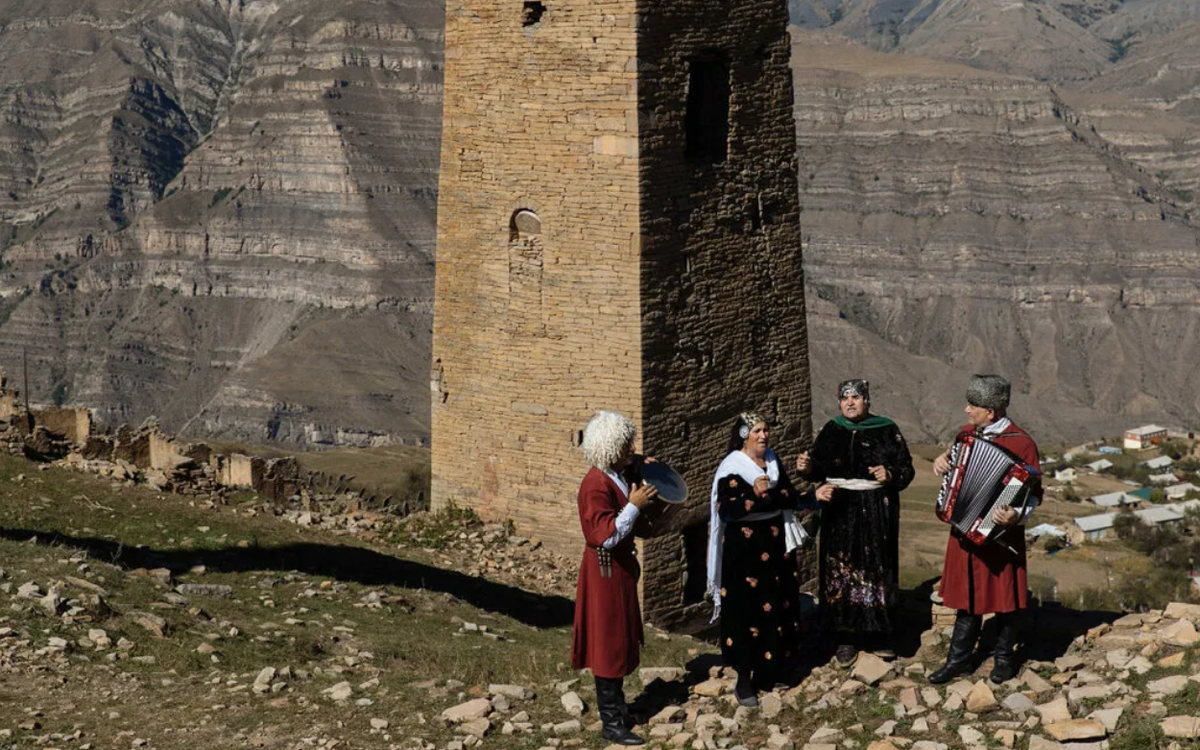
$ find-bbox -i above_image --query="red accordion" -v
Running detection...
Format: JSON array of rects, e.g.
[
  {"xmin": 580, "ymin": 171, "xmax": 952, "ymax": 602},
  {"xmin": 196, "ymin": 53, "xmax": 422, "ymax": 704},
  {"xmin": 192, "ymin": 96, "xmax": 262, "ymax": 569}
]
[{"xmin": 936, "ymin": 431, "xmax": 1041, "ymax": 546}]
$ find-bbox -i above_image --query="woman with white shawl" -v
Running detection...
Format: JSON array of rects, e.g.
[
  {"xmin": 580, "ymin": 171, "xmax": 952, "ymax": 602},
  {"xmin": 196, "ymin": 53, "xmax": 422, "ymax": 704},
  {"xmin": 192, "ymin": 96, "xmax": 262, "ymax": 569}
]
[{"xmin": 707, "ymin": 412, "xmax": 817, "ymax": 707}]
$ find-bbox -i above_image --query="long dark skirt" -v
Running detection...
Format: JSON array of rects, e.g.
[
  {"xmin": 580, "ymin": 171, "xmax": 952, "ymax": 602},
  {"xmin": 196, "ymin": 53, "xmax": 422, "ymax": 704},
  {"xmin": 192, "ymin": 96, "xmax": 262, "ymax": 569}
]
[
  {"xmin": 719, "ymin": 515, "xmax": 801, "ymax": 675},
  {"xmin": 818, "ymin": 487, "xmax": 899, "ymax": 634}
]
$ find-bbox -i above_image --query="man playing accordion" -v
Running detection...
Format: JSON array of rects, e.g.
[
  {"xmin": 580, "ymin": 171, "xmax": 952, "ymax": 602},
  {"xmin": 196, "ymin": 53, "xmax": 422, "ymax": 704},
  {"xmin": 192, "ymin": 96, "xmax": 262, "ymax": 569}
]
[{"xmin": 929, "ymin": 375, "xmax": 1041, "ymax": 685}]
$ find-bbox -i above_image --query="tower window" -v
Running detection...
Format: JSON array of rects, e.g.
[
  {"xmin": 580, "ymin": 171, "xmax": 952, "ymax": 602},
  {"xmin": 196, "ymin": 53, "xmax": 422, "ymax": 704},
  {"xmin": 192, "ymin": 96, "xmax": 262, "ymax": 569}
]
[
  {"xmin": 522, "ymin": 1, "xmax": 545, "ymax": 26},
  {"xmin": 685, "ymin": 56, "xmax": 730, "ymax": 164}
]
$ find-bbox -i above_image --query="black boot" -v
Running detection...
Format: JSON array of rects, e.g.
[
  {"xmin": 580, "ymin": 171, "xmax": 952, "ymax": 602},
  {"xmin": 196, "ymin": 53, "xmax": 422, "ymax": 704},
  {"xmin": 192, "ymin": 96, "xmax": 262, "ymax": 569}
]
[
  {"xmin": 990, "ymin": 613, "xmax": 1020, "ymax": 684},
  {"xmin": 734, "ymin": 672, "xmax": 759, "ymax": 707},
  {"xmin": 596, "ymin": 677, "xmax": 644, "ymax": 745},
  {"xmin": 928, "ymin": 613, "xmax": 981, "ymax": 685}
]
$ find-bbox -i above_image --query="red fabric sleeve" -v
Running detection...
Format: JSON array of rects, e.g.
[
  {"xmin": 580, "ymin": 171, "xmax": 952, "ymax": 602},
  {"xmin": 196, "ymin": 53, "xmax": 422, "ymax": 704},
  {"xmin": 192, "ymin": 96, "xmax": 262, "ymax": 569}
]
[{"xmin": 577, "ymin": 471, "xmax": 621, "ymax": 547}]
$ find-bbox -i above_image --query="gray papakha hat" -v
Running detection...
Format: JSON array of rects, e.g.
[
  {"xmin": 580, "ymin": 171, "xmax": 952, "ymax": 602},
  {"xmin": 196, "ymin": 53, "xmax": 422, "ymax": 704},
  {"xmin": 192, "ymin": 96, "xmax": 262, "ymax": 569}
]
[{"xmin": 966, "ymin": 374, "xmax": 1011, "ymax": 411}]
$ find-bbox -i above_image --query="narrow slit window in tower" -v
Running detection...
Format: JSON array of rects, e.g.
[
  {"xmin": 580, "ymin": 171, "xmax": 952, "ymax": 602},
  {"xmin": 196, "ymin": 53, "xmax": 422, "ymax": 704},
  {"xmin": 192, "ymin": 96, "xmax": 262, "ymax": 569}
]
[{"xmin": 685, "ymin": 56, "xmax": 730, "ymax": 164}]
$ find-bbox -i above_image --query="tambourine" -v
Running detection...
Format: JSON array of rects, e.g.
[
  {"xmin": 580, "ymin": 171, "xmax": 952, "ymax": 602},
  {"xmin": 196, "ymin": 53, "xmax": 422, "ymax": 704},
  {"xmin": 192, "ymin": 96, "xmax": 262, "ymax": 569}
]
[{"xmin": 641, "ymin": 462, "xmax": 688, "ymax": 504}]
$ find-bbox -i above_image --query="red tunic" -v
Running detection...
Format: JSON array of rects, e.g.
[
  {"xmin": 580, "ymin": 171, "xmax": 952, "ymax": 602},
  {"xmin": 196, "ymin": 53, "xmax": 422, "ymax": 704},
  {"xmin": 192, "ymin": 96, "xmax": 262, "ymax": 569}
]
[
  {"xmin": 570, "ymin": 467, "xmax": 643, "ymax": 679},
  {"xmin": 940, "ymin": 421, "xmax": 1041, "ymax": 615}
]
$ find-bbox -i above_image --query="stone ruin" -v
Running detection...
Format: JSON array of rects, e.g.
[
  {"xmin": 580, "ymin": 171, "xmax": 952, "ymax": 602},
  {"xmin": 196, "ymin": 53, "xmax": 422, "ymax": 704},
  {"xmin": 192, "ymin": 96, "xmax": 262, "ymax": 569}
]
[{"xmin": 0, "ymin": 375, "xmax": 419, "ymax": 523}]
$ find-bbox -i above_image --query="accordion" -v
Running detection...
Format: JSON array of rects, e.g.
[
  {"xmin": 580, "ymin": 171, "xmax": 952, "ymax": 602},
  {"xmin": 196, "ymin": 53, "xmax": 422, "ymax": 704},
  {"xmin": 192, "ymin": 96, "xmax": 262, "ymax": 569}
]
[{"xmin": 936, "ymin": 431, "xmax": 1041, "ymax": 546}]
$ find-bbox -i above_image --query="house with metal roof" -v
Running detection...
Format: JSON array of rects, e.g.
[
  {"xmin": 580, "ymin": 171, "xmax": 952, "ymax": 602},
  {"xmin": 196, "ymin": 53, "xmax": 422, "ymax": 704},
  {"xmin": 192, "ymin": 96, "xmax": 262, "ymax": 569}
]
[
  {"xmin": 1090, "ymin": 491, "xmax": 1139, "ymax": 509},
  {"xmin": 1074, "ymin": 513, "xmax": 1118, "ymax": 541},
  {"xmin": 1085, "ymin": 459, "xmax": 1114, "ymax": 472},
  {"xmin": 1142, "ymin": 455, "xmax": 1175, "ymax": 471},
  {"xmin": 1165, "ymin": 483, "xmax": 1199, "ymax": 500},
  {"xmin": 1149, "ymin": 472, "xmax": 1180, "ymax": 485}
]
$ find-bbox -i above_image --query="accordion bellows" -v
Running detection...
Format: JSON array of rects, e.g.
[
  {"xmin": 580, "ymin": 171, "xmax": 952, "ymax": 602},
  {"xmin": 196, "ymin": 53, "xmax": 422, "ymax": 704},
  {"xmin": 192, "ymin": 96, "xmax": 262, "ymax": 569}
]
[{"xmin": 936, "ymin": 431, "xmax": 1042, "ymax": 546}]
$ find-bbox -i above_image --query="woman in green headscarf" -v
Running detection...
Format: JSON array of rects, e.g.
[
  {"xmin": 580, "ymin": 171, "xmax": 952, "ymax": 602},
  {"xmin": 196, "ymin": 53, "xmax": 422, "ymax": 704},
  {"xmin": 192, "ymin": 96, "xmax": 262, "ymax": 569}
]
[{"xmin": 795, "ymin": 379, "xmax": 914, "ymax": 665}]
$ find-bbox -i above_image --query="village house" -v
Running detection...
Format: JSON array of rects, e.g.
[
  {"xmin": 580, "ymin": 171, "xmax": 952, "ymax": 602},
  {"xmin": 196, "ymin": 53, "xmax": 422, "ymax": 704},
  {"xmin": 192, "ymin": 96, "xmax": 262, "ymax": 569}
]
[
  {"xmin": 1150, "ymin": 472, "xmax": 1180, "ymax": 486},
  {"xmin": 1054, "ymin": 467, "xmax": 1077, "ymax": 484},
  {"xmin": 1085, "ymin": 458, "xmax": 1113, "ymax": 473},
  {"xmin": 1089, "ymin": 491, "xmax": 1140, "ymax": 509},
  {"xmin": 1072, "ymin": 500, "xmax": 1198, "ymax": 542},
  {"xmin": 1074, "ymin": 513, "xmax": 1117, "ymax": 541},
  {"xmin": 1166, "ymin": 482, "xmax": 1200, "ymax": 500},
  {"xmin": 1124, "ymin": 425, "xmax": 1168, "ymax": 450},
  {"xmin": 1143, "ymin": 455, "xmax": 1175, "ymax": 471}
]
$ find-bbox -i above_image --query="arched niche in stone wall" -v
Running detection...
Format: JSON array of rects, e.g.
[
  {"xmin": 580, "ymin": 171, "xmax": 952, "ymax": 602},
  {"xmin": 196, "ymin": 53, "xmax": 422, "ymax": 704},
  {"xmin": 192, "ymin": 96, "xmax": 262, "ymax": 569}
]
[
  {"xmin": 510, "ymin": 209, "xmax": 542, "ymax": 242},
  {"xmin": 507, "ymin": 209, "xmax": 546, "ymax": 336}
]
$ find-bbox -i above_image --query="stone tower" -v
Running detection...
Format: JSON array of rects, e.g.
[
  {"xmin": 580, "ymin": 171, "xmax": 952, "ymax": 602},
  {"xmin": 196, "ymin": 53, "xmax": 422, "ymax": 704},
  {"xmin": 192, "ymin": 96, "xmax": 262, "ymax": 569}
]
[{"xmin": 432, "ymin": 0, "xmax": 810, "ymax": 626}]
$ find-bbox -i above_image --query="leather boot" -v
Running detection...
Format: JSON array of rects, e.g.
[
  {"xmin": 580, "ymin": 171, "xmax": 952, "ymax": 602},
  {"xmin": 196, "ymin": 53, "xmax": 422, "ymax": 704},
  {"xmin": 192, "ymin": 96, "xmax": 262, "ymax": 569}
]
[
  {"xmin": 928, "ymin": 613, "xmax": 981, "ymax": 685},
  {"xmin": 990, "ymin": 613, "xmax": 1020, "ymax": 684},
  {"xmin": 734, "ymin": 672, "xmax": 759, "ymax": 707},
  {"xmin": 596, "ymin": 677, "xmax": 644, "ymax": 745}
]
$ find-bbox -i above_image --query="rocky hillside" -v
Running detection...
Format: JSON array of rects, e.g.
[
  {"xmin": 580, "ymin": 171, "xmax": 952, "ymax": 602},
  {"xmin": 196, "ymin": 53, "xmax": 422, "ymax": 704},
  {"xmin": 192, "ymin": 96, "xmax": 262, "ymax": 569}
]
[
  {"xmin": 0, "ymin": 0, "xmax": 442, "ymax": 446},
  {"xmin": 789, "ymin": 7, "xmax": 1200, "ymax": 441}
]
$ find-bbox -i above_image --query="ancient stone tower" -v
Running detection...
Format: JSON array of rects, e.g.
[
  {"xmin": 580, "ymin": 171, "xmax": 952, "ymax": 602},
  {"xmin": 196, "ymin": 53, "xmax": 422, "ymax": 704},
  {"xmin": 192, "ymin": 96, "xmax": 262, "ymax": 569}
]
[{"xmin": 432, "ymin": 0, "xmax": 810, "ymax": 627}]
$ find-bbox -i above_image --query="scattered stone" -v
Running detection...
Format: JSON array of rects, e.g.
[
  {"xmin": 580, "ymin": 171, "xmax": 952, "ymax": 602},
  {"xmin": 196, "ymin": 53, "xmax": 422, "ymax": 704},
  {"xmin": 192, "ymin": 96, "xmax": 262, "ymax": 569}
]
[
  {"xmin": 1162, "ymin": 716, "xmax": 1200, "ymax": 739},
  {"xmin": 1002, "ymin": 693, "xmax": 1035, "ymax": 713},
  {"xmin": 552, "ymin": 720, "xmax": 582, "ymax": 736},
  {"xmin": 131, "ymin": 612, "xmax": 168, "ymax": 638},
  {"xmin": 1035, "ymin": 698, "xmax": 1072, "ymax": 724},
  {"xmin": 461, "ymin": 718, "xmax": 491, "ymax": 738},
  {"xmin": 1159, "ymin": 619, "xmax": 1200, "ymax": 647},
  {"xmin": 965, "ymin": 681, "xmax": 998, "ymax": 712},
  {"xmin": 1147, "ymin": 675, "xmax": 1189, "ymax": 696},
  {"xmin": 650, "ymin": 707, "xmax": 684, "ymax": 725},
  {"xmin": 1157, "ymin": 652, "xmax": 1185, "ymax": 668},
  {"xmin": 1021, "ymin": 671, "xmax": 1053, "ymax": 694},
  {"xmin": 873, "ymin": 720, "xmax": 896, "ymax": 737},
  {"xmin": 852, "ymin": 653, "xmax": 892, "ymax": 686},
  {"xmin": 761, "ymin": 692, "xmax": 783, "ymax": 718},
  {"xmin": 640, "ymin": 667, "xmax": 684, "ymax": 683},
  {"xmin": 324, "ymin": 682, "xmax": 353, "ymax": 702},
  {"xmin": 442, "ymin": 698, "xmax": 492, "ymax": 724},
  {"xmin": 370, "ymin": 718, "xmax": 389, "ymax": 730},
  {"xmin": 560, "ymin": 691, "xmax": 585, "ymax": 717},
  {"xmin": 1043, "ymin": 719, "xmax": 1106, "ymax": 741},
  {"xmin": 957, "ymin": 725, "xmax": 984, "ymax": 745},
  {"xmin": 692, "ymin": 678, "xmax": 728, "ymax": 697},
  {"xmin": 1087, "ymin": 708, "xmax": 1123, "ymax": 733},
  {"xmin": 175, "ymin": 584, "xmax": 233, "ymax": 598},
  {"xmin": 489, "ymin": 684, "xmax": 535, "ymax": 700}
]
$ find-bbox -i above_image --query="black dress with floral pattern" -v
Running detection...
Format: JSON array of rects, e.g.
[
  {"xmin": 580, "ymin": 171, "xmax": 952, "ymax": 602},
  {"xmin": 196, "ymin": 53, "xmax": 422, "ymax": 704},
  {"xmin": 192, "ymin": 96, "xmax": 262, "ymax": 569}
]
[
  {"xmin": 807, "ymin": 418, "xmax": 914, "ymax": 635},
  {"xmin": 716, "ymin": 465, "xmax": 806, "ymax": 676}
]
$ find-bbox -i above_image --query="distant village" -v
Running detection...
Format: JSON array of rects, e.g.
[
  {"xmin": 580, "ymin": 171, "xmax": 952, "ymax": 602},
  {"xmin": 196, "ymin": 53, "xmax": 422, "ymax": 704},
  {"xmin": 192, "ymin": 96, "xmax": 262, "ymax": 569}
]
[{"xmin": 1030, "ymin": 424, "xmax": 1200, "ymax": 588}]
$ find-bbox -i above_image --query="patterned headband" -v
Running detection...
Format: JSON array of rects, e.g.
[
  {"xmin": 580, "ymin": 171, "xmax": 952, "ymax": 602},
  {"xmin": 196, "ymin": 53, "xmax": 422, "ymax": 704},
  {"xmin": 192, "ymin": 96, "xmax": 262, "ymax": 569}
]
[
  {"xmin": 838, "ymin": 379, "xmax": 870, "ymax": 401},
  {"xmin": 737, "ymin": 412, "xmax": 767, "ymax": 440}
]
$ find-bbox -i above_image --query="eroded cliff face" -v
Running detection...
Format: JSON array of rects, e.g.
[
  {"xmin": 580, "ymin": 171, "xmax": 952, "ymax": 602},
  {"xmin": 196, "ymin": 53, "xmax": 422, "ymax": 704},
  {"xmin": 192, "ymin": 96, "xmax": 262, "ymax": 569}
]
[
  {"xmin": 792, "ymin": 33, "xmax": 1200, "ymax": 441},
  {"xmin": 0, "ymin": 0, "xmax": 441, "ymax": 445}
]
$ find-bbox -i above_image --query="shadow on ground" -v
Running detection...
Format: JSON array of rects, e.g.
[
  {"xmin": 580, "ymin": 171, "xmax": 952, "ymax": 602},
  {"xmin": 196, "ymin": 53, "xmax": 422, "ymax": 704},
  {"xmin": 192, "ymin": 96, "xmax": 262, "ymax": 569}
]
[{"xmin": 0, "ymin": 528, "xmax": 575, "ymax": 629}]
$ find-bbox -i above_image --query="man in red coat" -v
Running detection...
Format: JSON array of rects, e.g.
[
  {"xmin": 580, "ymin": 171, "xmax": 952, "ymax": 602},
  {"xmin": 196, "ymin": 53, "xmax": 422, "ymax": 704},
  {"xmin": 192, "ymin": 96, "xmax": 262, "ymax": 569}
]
[
  {"xmin": 570, "ymin": 410, "xmax": 659, "ymax": 745},
  {"xmin": 929, "ymin": 375, "xmax": 1041, "ymax": 685}
]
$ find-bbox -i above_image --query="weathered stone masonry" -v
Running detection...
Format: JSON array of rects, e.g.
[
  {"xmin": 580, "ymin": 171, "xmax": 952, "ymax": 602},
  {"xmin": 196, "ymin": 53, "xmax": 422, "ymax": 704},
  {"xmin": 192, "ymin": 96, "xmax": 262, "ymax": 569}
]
[{"xmin": 432, "ymin": 0, "xmax": 810, "ymax": 627}]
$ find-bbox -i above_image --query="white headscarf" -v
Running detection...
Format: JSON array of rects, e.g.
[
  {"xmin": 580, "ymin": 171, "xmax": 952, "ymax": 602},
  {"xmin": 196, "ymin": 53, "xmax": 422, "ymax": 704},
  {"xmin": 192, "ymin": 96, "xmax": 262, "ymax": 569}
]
[{"xmin": 705, "ymin": 448, "xmax": 807, "ymax": 622}]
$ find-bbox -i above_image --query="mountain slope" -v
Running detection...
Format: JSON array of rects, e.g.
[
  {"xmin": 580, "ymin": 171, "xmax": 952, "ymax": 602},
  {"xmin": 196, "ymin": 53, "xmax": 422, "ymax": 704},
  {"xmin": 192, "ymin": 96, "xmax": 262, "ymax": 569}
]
[{"xmin": 0, "ymin": 0, "xmax": 442, "ymax": 445}]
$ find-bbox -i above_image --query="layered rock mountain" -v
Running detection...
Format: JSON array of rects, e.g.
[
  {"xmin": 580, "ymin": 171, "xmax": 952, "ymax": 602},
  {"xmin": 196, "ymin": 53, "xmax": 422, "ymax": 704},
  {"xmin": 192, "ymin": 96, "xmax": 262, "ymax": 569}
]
[
  {"xmin": 3, "ymin": 0, "xmax": 1199, "ymax": 447},
  {"xmin": 0, "ymin": 0, "xmax": 442, "ymax": 445},
  {"xmin": 792, "ymin": 30, "xmax": 1200, "ymax": 440}
]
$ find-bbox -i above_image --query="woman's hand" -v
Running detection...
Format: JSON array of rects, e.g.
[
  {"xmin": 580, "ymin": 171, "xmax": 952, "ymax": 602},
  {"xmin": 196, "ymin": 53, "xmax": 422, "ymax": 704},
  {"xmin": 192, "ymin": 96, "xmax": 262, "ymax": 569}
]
[
  {"xmin": 991, "ymin": 506, "xmax": 1019, "ymax": 526},
  {"xmin": 868, "ymin": 465, "xmax": 891, "ymax": 484},
  {"xmin": 815, "ymin": 484, "xmax": 834, "ymax": 503},
  {"xmin": 933, "ymin": 451, "xmax": 952, "ymax": 477},
  {"xmin": 753, "ymin": 476, "xmax": 771, "ymax": 499},
  {"xmin": 629, "ymin": 483, "xmax": 659, "ymax": 510},
  {"xmin": 795, "ymin": 451, "xmax": 812, "ymax": 475}
]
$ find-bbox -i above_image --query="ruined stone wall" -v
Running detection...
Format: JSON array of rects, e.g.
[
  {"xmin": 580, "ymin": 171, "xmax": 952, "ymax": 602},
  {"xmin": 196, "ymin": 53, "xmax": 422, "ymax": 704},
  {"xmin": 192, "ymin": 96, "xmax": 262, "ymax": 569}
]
[
  {"xmin": 635, "ymin": 0, "xmax": 810, "ymax": 626},
  {"xmin": 431, "ymin": 0, "xmax": 643, "ymax": 554},
  {"xmin": 32, "ymin": 407, "xmax": 93, "ymax": 445}
]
